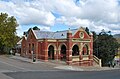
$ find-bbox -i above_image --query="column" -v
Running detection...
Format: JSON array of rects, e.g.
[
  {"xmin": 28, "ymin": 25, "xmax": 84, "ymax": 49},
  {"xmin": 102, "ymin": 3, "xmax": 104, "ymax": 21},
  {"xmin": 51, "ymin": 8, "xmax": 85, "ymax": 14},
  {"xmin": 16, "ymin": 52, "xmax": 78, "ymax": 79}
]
[
  {"xmin": 43, "ymin": 39, "xmax": 48, "ymax": 61},
  {"xmin": 66, "ymin": 30, "xmax": 72, "ymax": 65}
]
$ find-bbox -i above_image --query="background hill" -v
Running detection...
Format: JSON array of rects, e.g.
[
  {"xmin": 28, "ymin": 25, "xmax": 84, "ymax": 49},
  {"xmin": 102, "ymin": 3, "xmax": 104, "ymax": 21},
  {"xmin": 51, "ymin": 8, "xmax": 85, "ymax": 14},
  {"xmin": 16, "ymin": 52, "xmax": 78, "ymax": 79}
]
[
  {"xmin": 113, "ymin": 34, "xmax": 120, "ymax": 44},
  {"xmin": 113, "ymin": 34, "xmax": 120, "ymax": 38}
]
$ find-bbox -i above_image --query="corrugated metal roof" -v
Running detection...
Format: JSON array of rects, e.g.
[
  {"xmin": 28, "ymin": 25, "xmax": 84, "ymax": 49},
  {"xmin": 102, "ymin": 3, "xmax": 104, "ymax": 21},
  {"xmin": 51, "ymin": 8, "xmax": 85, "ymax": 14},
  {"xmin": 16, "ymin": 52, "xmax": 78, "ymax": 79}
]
[
  {"xmin": 33, "ymin": 30, "xmax": 54, "ymax": 39},
  {"xmin": 52, "ymin": 29, "xmax": 77, "ymax": 39},
  {"xmin": 33, "ymin": 29, "xmax": 78, "ymax": 39}
]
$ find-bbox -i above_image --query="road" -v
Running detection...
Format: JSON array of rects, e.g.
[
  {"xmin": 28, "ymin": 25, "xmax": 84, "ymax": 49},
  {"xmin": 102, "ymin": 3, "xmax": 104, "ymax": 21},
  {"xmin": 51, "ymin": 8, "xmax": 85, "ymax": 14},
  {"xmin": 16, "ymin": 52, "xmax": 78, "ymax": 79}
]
[
  {"xmin": 4, "ymin": 70, "xmax": 120, "ymax": 79},
  {"xmin": 0, "ymin": 55, "xmax": 120, "ymax": 79}
]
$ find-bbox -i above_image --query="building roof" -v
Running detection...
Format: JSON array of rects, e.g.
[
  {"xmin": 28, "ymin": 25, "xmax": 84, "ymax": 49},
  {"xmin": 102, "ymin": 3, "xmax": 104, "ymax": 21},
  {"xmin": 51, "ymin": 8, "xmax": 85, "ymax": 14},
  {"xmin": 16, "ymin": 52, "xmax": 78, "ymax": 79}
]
[
  {"xmin": 33, "ymin": 30, "xmax": 54, "ymax": 39},
  {"xmin": 53, "ymin": 29, "xmax": 77, "ymax": 39},
  {"xmin": 17, "ymin": 39, "xmax": 22, "ymax": 45},
  {"xmin": 32, "ymin": 29, "xmax": 78, "ymax": 39}
]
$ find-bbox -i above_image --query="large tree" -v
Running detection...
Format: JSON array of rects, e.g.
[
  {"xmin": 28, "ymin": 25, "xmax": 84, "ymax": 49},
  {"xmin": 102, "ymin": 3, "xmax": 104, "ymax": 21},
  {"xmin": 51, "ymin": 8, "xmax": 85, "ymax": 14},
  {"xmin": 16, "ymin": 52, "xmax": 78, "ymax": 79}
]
[
  {"xmin": 93, "ymin": 30, "xmax": 119, "ymax": 66},
  {"xmin": 33, "ymin": 26, "xmax": 40, "ymax": 30},
  {"xmin": 0, "ymin": 13, "xmax": 18, "ymax": 54},
  {"xmin": 85, "ymin": 27, "xmax": 89, "ymax": 35}
]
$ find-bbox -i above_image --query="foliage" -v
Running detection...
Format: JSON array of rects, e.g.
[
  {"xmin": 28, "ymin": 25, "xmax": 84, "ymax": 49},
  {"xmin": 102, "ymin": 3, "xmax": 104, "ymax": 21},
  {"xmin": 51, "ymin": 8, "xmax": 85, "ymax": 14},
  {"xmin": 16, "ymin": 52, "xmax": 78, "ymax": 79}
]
[
  {"xmin": 0, "ymin": 13, "xmax": 18, "ymax": 54},
  {"xmin": 85, "ymin": 27, "xmax": 89, "ymax": 35},
  {"xmin": 116, "ymin": 38, "xmax": 120, "ymax": 44},
  {"xmin": 93, "ymin": 30, "xmax": 120, "ymax": 66},
  {"xmin": 92, "ymin": 31, "xmax": 98, "ymax": 55},
  {"xmin": 23, "ymin": 26, "xmax": 40, "ymax": 37},
  {"xmin": 33, "ymin": 26, "xmax": 40, "ymax": 30}
]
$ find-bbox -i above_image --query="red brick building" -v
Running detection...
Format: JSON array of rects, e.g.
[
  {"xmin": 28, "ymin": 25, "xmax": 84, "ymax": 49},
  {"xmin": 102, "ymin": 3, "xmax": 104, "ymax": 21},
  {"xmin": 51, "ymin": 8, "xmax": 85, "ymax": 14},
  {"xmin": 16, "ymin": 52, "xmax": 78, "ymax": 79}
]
[{"xmin": 21, "ymin": 27, "xmax": 93, "ymax": 66}]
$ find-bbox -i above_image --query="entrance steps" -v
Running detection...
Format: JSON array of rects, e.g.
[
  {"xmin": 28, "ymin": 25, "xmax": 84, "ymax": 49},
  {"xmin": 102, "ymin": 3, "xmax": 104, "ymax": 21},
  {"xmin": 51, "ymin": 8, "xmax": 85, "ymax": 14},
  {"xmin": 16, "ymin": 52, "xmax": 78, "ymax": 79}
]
[
  {"xmin": 93, "ymin": 55, "xmax": 102, "ymax": 67},
  {"xmin": 93, "ymin": 60, "xmax": 101, "ymax": 67}
]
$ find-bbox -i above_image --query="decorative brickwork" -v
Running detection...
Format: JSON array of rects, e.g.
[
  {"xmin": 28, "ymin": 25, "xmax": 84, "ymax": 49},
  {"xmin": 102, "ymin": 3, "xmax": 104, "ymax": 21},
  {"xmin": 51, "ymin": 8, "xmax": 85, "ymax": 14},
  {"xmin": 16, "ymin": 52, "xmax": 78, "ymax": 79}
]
[{"xmin": 21, "ymin": 27, "xmax": 93, "ymax": 66}]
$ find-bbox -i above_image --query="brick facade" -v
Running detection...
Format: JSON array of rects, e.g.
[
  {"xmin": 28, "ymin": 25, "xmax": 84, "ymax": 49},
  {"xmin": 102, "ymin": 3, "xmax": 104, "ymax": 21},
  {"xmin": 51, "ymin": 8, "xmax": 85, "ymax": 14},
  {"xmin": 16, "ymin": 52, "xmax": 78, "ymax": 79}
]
[{"xmin": 21, "ymin": 27, "xmax": 93, "ymax": 66}]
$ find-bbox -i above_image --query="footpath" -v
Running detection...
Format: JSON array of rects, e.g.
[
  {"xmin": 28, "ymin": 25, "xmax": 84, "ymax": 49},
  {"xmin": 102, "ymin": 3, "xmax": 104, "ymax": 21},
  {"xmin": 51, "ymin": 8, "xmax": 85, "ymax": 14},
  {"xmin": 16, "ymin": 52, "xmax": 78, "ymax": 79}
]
[{"xmin": 10, "ymin": 54, "xmax": 120, "ymax": 71}]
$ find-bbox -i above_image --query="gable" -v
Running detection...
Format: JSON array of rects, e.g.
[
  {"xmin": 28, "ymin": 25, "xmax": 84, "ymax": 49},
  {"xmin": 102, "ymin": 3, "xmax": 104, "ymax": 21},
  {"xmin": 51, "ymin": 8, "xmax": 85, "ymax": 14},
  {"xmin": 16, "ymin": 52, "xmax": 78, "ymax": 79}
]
[
  {"xmin": 21, "ymin": 36, "xmax": 27, "ymax": 46},
  {"xmin": 27, "ymin": 29, "xmax": 37, "ymax": 41},
  {"xmin": 73, "ymin": 28, "xmax": 90, "ymax": 39}
]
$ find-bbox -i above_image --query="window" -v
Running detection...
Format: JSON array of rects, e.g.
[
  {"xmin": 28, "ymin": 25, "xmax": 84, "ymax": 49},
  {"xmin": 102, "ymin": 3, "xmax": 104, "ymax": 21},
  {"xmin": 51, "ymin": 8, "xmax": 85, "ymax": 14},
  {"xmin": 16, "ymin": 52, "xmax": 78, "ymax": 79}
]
[
  {"xmin": 79, "ymin": 32, "xmax": 84, "ymax": 39},
  {"xmin": 29, "ymin": 44, "xmax": 31, "ymax": 53},
  {"xmin": 82, "ymin": 45, "xmax": 89, "ymax": 55},
  {"xmin": 72, "ymin": 45, "xmax": 79, "ymax": 56},
  {"xmin": 32, "ymin": 43, "xmax": 34, "ymax": 51}
]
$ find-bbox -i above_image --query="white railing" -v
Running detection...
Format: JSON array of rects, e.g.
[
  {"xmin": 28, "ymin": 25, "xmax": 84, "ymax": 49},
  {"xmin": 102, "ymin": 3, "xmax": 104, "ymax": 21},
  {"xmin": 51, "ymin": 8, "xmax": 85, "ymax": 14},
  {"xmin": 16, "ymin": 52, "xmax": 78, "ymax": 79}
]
[{"xmin": 93, "ymin": 55, "xmax": 102, "ymax": 67}]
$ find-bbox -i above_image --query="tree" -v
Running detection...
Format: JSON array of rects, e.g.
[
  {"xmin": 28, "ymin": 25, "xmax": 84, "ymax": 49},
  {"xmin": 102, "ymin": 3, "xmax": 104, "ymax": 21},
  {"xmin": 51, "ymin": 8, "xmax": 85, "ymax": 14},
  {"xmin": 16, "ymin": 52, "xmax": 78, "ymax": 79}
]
[
  {"xmin": 92, "ymin": 31, "xmax": 98, "ymax": 56},
  {"xmin": 94, "ymin": 31, "xmax": 119, "ymax": 66},
  {"xmin": 0, "ymin": 13, "xmax": 18, "ymax": 54},
  {"xmin": 85, "ymin": 27, "xmax": 89, "ymax": 35},
  {"xmin": 33, "ymin": 26, "xmax": 40, "ymax": 30}
]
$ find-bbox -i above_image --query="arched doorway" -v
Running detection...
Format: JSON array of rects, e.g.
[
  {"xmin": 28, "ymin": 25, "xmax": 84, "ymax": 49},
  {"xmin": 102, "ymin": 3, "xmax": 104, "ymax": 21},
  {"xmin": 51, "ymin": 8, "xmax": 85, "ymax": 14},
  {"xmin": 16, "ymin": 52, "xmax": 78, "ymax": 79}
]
[
  {"xmin": 72, "ymin": 45, "xmax": 79, "ymax": 56},
  {"xmin": 48, "ymin": 45, "xmax": 54, "ymax": 60},
  {"xmin": 82, "ymin": 45, "xmax": 89, "ymax": 55},
  {"xmin": 61, "ymin": 45, "xmax": 66, "ymax": 60}
]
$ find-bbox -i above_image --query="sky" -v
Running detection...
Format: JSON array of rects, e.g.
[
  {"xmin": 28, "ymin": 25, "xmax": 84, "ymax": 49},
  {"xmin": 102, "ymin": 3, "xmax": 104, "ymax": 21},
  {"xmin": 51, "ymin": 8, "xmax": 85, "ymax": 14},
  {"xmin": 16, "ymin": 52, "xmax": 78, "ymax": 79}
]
[{"xmin": 0, "ymin": 0, "xmax": 120, "ymax": 36}]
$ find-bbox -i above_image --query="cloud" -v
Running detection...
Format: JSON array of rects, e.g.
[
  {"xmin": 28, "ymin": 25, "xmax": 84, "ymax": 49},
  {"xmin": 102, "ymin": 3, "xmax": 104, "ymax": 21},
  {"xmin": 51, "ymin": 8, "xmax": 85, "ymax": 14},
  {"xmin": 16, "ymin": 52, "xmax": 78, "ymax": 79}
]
[
  {"xmin": 16, "ymin": 25, "xmax": 24, "ymax": 37},
  {"xmin": 38, "ymin": 26, "xmax": 50, "ymax": 31},
  {"xmin": 56, "ymin": 16, "xmax": 91, "ymax": 28},
  {"xmin": 0, "ymin": 0, "xmax": 55, "ymax": 26},
  {"xmin": 0, "ymin": 0, "xmax": 120, "ymax": 36},
  {"xmin": 55, "ymin": 0, "xmax": 120, "ymax": 34}
]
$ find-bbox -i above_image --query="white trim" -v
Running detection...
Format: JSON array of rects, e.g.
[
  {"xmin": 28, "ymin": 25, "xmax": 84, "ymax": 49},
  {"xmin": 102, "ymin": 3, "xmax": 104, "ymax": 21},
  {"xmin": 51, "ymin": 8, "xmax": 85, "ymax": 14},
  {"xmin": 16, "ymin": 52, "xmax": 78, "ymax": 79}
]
[
  {"xmin": 47, "ymin": 40, "xmax": 57, "ymax": 42},
  {"xmin": 58, "ymin": 43, "xmax": 67, "ymax": 50},
  {"xmin": 31, "ymin": 29, "xmax": 38, "ymax": 39},
  {"xmin": 47, "ymin": 43, "xmax": 57, "ymax": 50},
  {"xmin": 82, "ymin": 43, "xmax": 90, "ymax": 55},
  {"xmin": 79, "ymin": 32, "xmax": 84, "ymax": 39},
  {"xmin": 72, "ymin": 27, "xmax": 91, "ymax": 39},
  {"xmin": 71, "ymin": 43, "xmax": 79, "ymax": 50},
  {"xmin": 72, "ymin": 27, "xmax": 84, "ymax": 36}
]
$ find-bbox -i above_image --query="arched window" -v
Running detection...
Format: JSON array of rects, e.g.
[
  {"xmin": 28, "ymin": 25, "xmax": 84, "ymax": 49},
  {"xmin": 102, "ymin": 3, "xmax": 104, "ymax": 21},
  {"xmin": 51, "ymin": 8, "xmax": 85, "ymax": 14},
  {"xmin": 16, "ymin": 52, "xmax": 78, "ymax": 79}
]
[
  {"xmin": 61, "ymin": 45, "xmax": 66, "ymax": 60},
  {"xmin": 48, "ymin": 45, "xmax": 54, "ymax": 60},
  {"xmin": 82, "ymin": 45, "xmax": 89, "ymax": 55},
  {"xmin": 72, "ymin": 45, "xmax": 79, "ymax": 56},
  {"xmin": 29, "ymin": 44, "xmax": 31, "ymax": 53}
]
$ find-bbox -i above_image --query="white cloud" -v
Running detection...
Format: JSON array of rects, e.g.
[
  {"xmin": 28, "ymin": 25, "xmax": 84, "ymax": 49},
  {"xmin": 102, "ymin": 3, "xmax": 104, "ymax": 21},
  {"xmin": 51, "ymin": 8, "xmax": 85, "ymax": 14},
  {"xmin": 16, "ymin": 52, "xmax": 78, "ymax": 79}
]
[
  {"xmin": 0, "ymin": 0, "xmax": 120, "ymax": 36},
  {"xmin": 78, "ymin": 0, "xmax": 119, "ymax": 21},
  {"xmin": 38, "ymin": 26, "xmax": 50, "ymax": 31},
  {"xmin": 16, "ymin": 25, "xmax": 23, "ymax": 37},
  {"xmin": 55, "ymin": 0, "xmax": 120, "ymax": 34},
  {"xmin": 0, "ymin": 0, "xmax": 55, "ymax": 26},
  {"xmin": 56, "ymin": 16, "xmax": 91, "ymax": 28}
]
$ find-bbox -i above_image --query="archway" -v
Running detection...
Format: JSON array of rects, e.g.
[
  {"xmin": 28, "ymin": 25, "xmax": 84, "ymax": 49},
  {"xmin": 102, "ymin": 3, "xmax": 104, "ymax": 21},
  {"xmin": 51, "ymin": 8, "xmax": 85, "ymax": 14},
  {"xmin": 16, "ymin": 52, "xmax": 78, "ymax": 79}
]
[
  {"xmin": 61, "ymin": 45, "xmax": 66, "ymax": 60},
  {"xmin": 72, "ymin": 45, "xmax": 79, "ymax": 56},
  {"xmin": 82, "ymin": 44, "xmax": 89, "ymax": 55},
  {"xmin": 48, "ymin": 45, "xmax": 54, "ymax": 60}
]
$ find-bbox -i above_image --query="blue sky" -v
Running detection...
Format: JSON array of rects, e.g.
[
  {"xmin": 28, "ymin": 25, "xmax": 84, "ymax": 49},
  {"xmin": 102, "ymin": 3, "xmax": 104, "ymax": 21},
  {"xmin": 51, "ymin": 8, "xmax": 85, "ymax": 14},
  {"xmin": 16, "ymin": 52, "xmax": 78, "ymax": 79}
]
[{"xmin": 0, "ymin": 0, "xmax": 120, "ymax": 36}]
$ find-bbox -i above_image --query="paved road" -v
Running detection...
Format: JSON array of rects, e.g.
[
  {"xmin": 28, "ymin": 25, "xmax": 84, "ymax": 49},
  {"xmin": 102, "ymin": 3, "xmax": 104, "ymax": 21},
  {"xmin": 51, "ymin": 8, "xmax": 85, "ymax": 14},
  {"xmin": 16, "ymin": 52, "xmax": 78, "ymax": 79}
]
[
  {"xmin": 0, "ymin": 55, "xmax": 61, "ymax": 79},
  {"xmin": 4, "ymin": 69, "xmax": 120, "ymax": 79},
  {"xmin": 0, "ymin": 55, "xmax": 60, "ymax": 72},
  {"xmin": 0, "ymin": 55, "xmax": 120, "ymax": 79}
]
